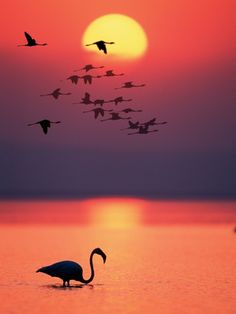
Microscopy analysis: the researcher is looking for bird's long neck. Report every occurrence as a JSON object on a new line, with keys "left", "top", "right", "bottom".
{"left": 81, "top": 252, "right": 95, "bottom": 284}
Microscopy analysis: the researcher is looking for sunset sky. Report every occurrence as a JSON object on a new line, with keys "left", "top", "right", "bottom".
{"left": 0, "top": 0, "right": 235, "bottom": 198}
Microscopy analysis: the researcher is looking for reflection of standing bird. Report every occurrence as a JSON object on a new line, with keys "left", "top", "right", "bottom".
{"left": 101, "top": 112, "right": 131, "bottom": 122}
{"left": 67, "top": 75, "right": 80, "bottom": 85}
{"left": 103, "top": 70, "right": 124, "bottom": 77}
{"left": 83, "top": 108, "right": 113, "bottom": 119}
{"left": 141, "top": 118, "right": 167, "bottom": 128}
{"left": 119, "top": 108, "right": 142, "bottom": 113}
{"left": 27, "top": 119, "right": 61, "bottom": 134}
{"left": 85, "top": 40, "right": 115, "bottom": 54}
{"left": 74, "top": 64, "right": 105, "bottom": 72}
{"left": 79, "top": 75, "right": 102, "bottom": 85}
{"left": 36, "top": 248, "right": 106, "bottom": 287}
{"left": 40, "top": 88, "right": 71, "bottom": 99}
{"left": 115, "top": 81, "right": 146, "bottom": 89}
{"left": 121, "top": 121, "right": 140, "bottom": 130}
{"left": 108, "top": 96, "right": 132, "bottom": 106}
{"left": 128, "top": 125, "right": 158, "bottom": 135}
{"left": 18, "top": 32, "right": 47, "bottom": 47}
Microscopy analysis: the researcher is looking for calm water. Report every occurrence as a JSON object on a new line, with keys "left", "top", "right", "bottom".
{"left": 0, "top": 199, "right": 236, "bottom": 314}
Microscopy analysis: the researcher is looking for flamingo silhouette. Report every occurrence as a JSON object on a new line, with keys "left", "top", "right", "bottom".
{"left": 40, "top": 88, "right": 71, "bottom": 99}
{"left": 119, "top": 108, "right": 142, "bottom": 113}
{"left": 74, "top": 64, "right": 105, "bottom": 72}
{"left": 67, "top": 75, "right": 80, "bottom": 85}
{"left": 79, "top": 75, "right": 102, "bottom": 85}
{"left": 115, "top": 81, "right": 146, "bottom": 89}
{"left": 83, "top": 108, "right": 113, "bottom": 119}
{"left": 18, "top": 32, "right": 47, "bottom": 47}
{"left": 128, "top": 125, "right": 158, "bottom": 135}
{"left": 36, "top": 248, "right": 106, "bottom": 287}
{"left": 101, "top": 112, "right": 131, "bottom": 122}
{"left": 120, "top": 121, "right": 140, "bottom": 131}
{"left": 85, "top": 40, "right": 115, "bottom": 54}
{"left": 93, "top": 99, "right": 111, "bottom": 107}
{"left": 141, "top": 118, "right": 168, "bottom": 128}
{"left": 103, "top": 70, "right": 124, "bottom": 77}
{"left": 73, "top": 92, "right": 94, "bottom": 105}
{"left": 27, "top": 119, "right": 61, "bottom": 134}
{"left": 108, "top": 96, "right": 132, "bottom": 106}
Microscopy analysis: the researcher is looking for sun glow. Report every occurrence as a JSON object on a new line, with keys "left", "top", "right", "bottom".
{"left": 82, "top": 14, "right": 148, "bottom": 59}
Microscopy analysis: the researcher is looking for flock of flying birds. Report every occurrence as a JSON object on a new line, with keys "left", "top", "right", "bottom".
{"left": 19, "top": 32, "right": 167, "bottom": 135}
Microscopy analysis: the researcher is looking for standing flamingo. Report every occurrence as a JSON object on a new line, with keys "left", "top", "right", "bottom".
{"left": 36, "top": 248, "right": 106, "bottom": 287}
{"left": 85, "top": 40, "right": 115, "bottom": 54}
{"left": 27, "top": 120, "right": 61, "bottom": 134}
{"left": 18, "top": 32, "right": 47, "bottom": 47}
{"left": 40, "top": 88, "right": 71, "bottom": 99}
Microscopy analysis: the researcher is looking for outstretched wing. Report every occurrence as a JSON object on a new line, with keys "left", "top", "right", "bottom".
{"left": 24, "top": 32, "right": 35, "bottom": 44}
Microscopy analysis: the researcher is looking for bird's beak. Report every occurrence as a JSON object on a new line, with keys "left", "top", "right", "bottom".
{"left": 101, "top": 252, "right": 107, "bottom": 264}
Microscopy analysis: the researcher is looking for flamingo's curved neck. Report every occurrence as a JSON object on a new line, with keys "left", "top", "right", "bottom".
{"left": 81, "top": 252, "right": 95, "bottom": 284}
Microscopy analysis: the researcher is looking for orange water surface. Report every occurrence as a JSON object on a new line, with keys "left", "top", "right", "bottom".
{"left": 0, "top": 199, "right": 235, "bottom": 314}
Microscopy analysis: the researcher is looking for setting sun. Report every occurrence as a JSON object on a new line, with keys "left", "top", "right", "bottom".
{"left": 82, "top": 14, "right": 148, "bottom": 59}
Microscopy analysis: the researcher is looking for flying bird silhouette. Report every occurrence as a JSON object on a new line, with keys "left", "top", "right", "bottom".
{"left": 141, "top": 118, "right": 168, "bottom": 128}
{"left": 119, "top": 108, "right": 142, "bottom": 113}
{"left": 18, "top": 32, "right": 47, "bottom": 47}
{"left": 115, "top": 81, "right": 146, "bottom": 89}
{"left": 120, "top": 120, "right": 140, "bottom": 130}
{"left": 79, "top": 75, "right": 102, "bottom": 85}
{"left": 93, "top": 99, "right": 111, "bottom": 106}
{"left": 67, "top": 75, "right": 80, "bottom": 85}
{"left": 103, "top": 70, "right": 124, "bottom": 77}
{"left": 73, "top": 92, "right": 94, "bottom": 105}
{"left": 101, "top": 112, "right": 131, "bottom": 122}
{"left": 40, "top": 88, "right": 71, "bottom": 99}
{"left": 108, "top": 96, "right": 132, "bottom": 106}
{"left": 128, "top": 125, "right": 158, "bottom": 135}
{"left": 85, "top": 40, "right": 115, "bottom": 54}
{"left": 83, "top": 108, "right": 113, "bottom": 119}
{"left": 36, "top": 248, "right": 106, "bottom": 287}
{"left": 27, "top": 119, "right": 61, "bottom": 134}
{"left": 74, "top": 64, "right": 105, "bottom": 72}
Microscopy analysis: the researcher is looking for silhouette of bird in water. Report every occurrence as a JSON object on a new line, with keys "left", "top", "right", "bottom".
{"left": 101, "top": 112, "right": 131, "bottom": 122}
{"left": 74, "top": 64, "right": 105, "bottom": 72}
{"left": 18, "top": 32, "right": 47, "bottom": 47}
{"left": 73, "top": 92, "right": 94, "bottom": 105}
{"left": 83, "top": 108, "right": 113, "bottom": 119}
{"left": 141, "top": 118, "right": 167, "bottom": 128}
{"left": 108, "top": 96, "right": 132, "bottom": 106}
{"left": 119, "top": 108, "right": 142, "bottom": 113}
{"left": 120, "top": 121, "right": 140, "bottom": 130}
{"left": 40, "top": 88, "right": 71, "bottom": 100}
{"left": 103, "top": 70, "right": 124, "bottom": 77}
{"left": 36, "top": 248, "right": 106, "bottom": 287}
{"left": 67, "top": 75, "right": 80, "bottom": 85}
{"left": 79, "top": 75, "right": 102, "bottom": 85}
{"left": 128, "top": 125, "right": 158, "bottom": 135}
{"left": 27, "top": 119, "right": 61, "bottom": 134}
{"left": 115, "top": 81, "right": 146, "bottom": 89}
{"left": 85, "top": 40, "right": 115, "bottom": 54}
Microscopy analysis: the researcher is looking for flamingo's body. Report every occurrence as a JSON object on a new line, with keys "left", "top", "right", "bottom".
{"left": 40, "top": 88, "right": 71, "bottom": 99}
{"left": 83, "top": 108, "right": 113, "bottom": 119}
{"left": 18, "top": 32, "right": 47, "bottom": 47}
{"left": 121, "top": 121, "right": 140, "bottom": 130}
{"left": 101, "top": 112, "right": 131, "bottom": 122}
{"left": 141, "top": 118, "right": 167, "bottom": 128}
{"left": 67, "top": 75, "right": 80, "bottom": 85}
{"left": 108, "top": 96, "right": 132, "bottom": 106}
{"left": 128, "top": 125, "right": 158, "bottom": 135}
{"left": 36, "top": 248, "right": 106, "bottom": 287}
{"left": 74, "top": 64, "right": 104, "bottom": 72}
{"left": 85, "top": 40, "right": 115, "bottom": 54}
{"left": 28, "top": 119, "right": 61, "bottom": 134}
{"left": 73, "top": 92, "right": 94, "bottom": 105}
{"left": 115, "top": 81, "right": 146, "bottom": 89}
{"left": 103, "top": 70, "right": 124, "bottom": 77}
